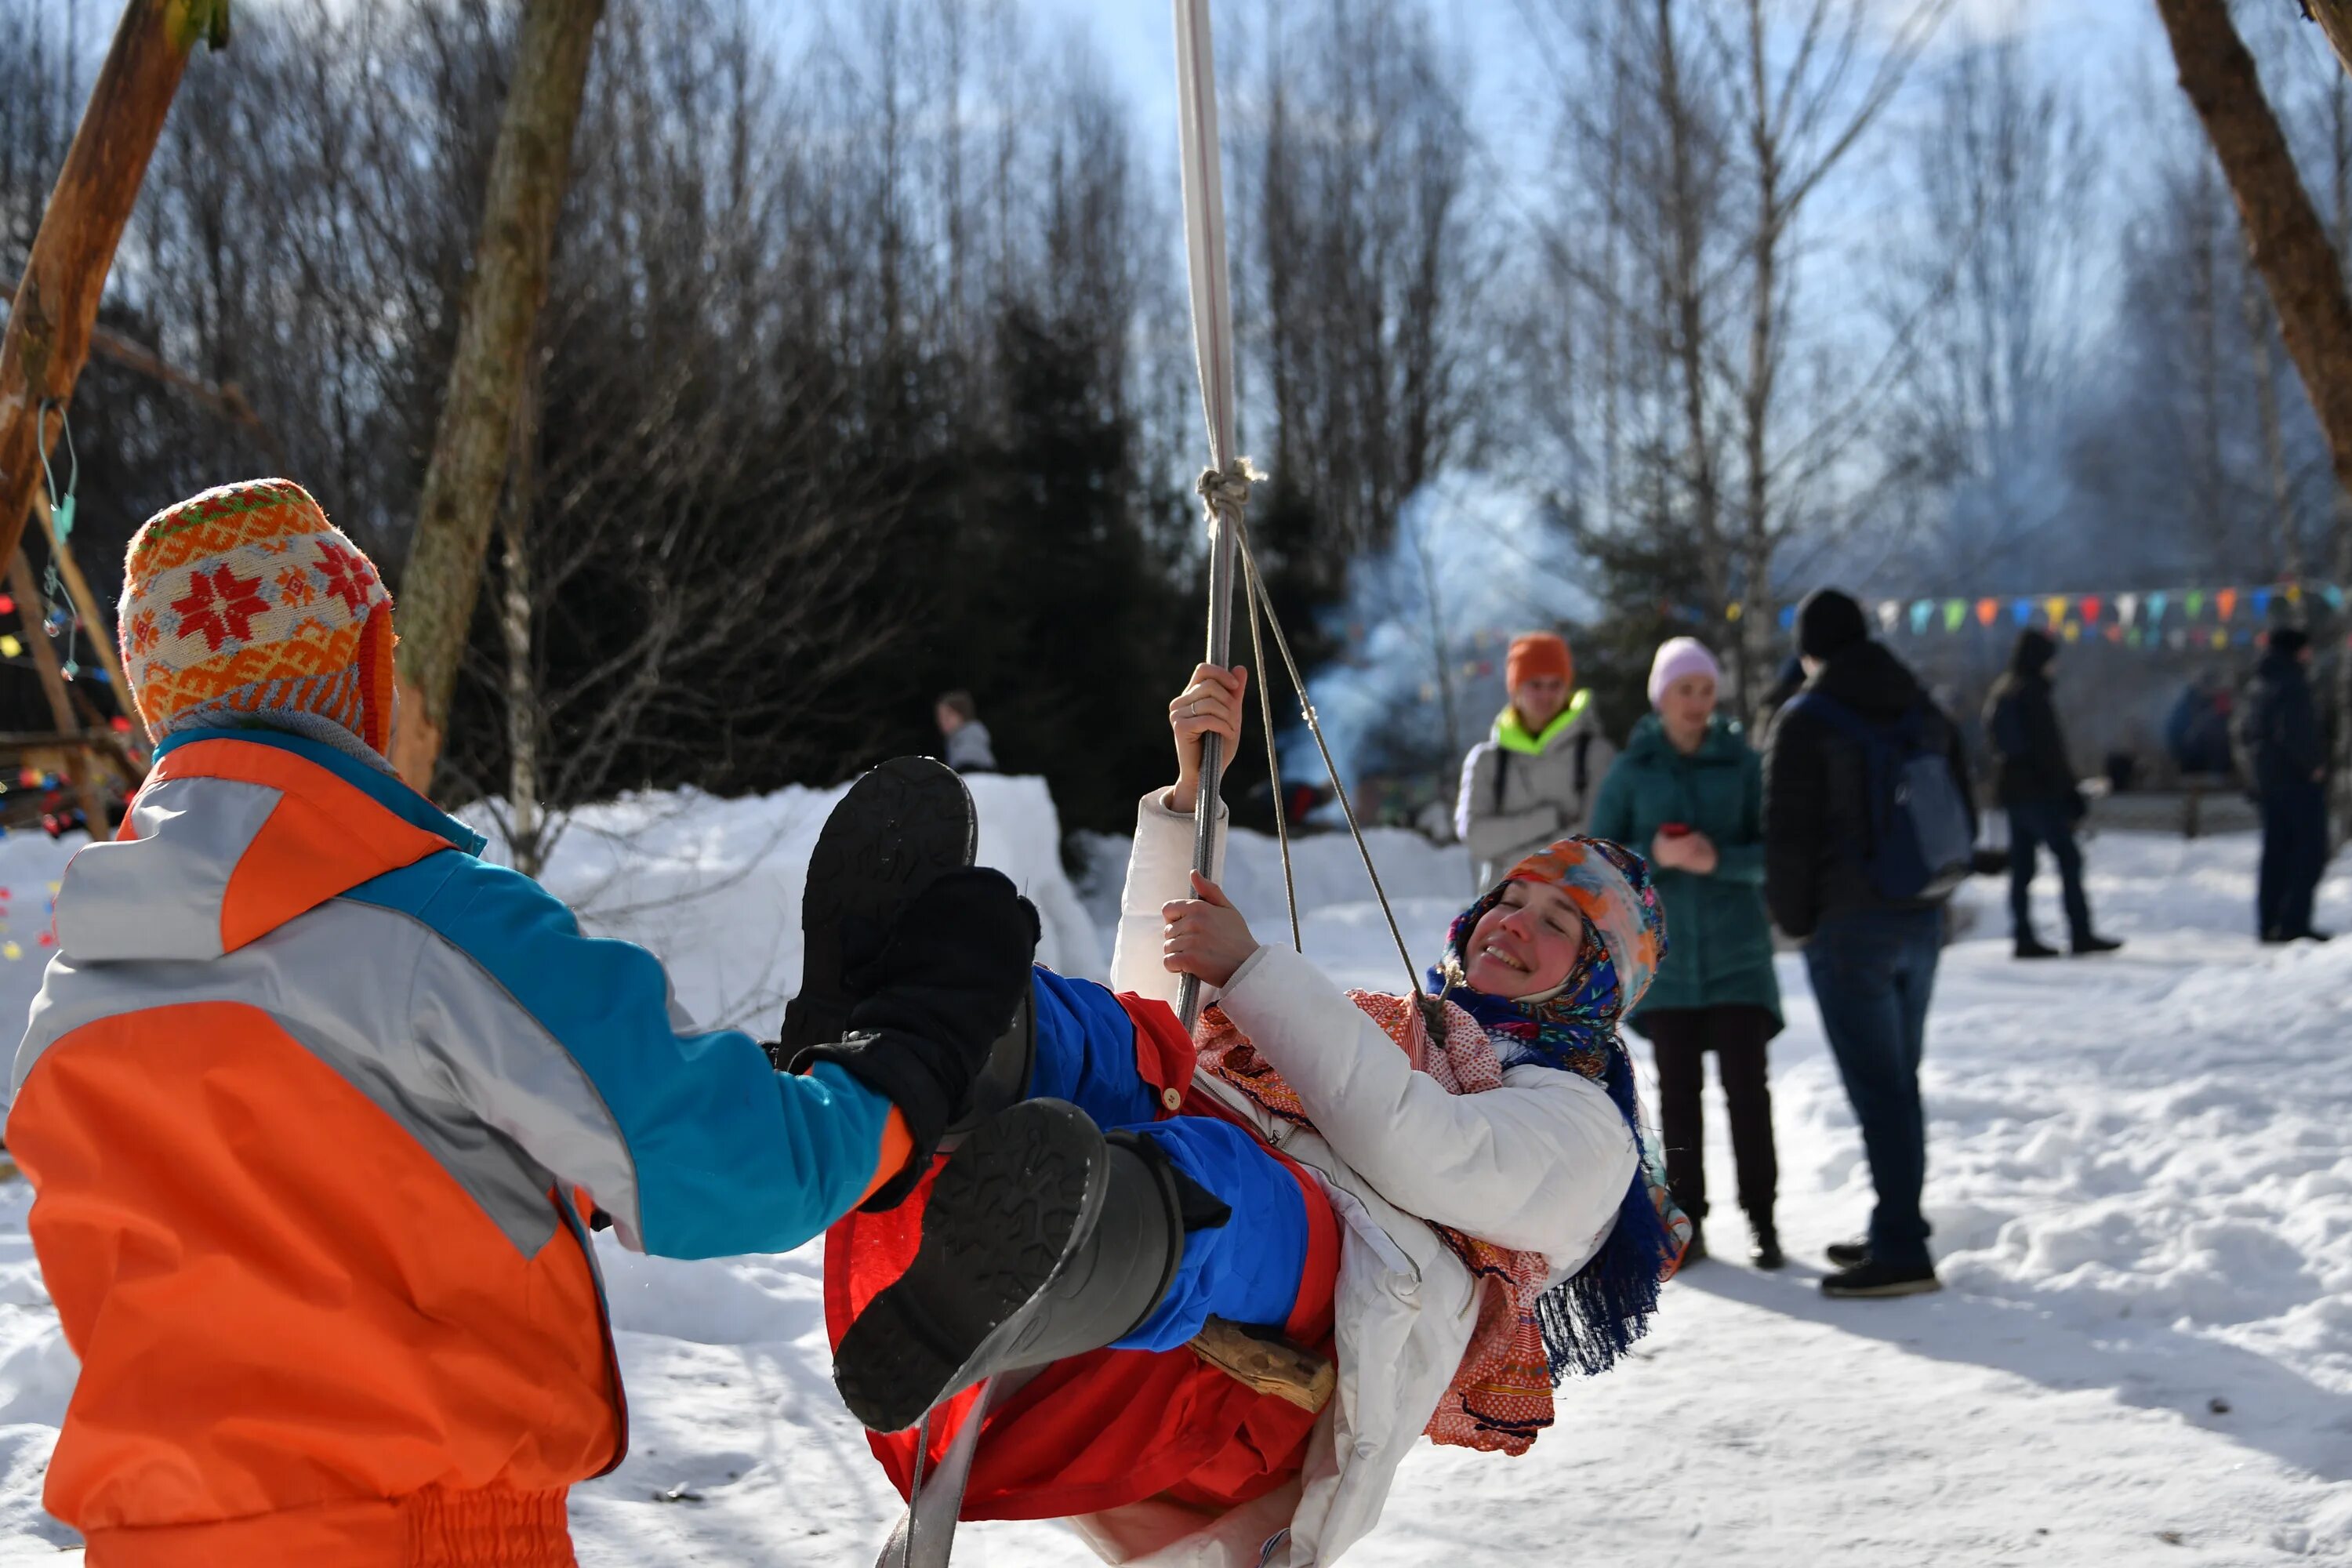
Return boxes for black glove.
[798,868,1041,1208]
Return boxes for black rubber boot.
[940,983,1036,1148]
[833,1100,1185,1434]
[779,758,975,1063]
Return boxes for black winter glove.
[797,868,1041,1209]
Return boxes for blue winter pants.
[1027,970,1312,1350]
[1802,909,1942,1270]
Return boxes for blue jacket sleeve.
[384,854,895,1260]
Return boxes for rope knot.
[1195,459,1263,526]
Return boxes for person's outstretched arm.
[383,856,913,1260]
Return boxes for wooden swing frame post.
[0,2,228,572]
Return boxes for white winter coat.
[1069,793,1639,1568]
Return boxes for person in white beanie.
[1588,637,1784,1269]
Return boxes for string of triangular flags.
[1659,582,2347,651]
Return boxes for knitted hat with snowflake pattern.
[116,479,396,762]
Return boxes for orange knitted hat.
[1505,632,1573,693]
[117,479,397,757]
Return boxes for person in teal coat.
[1589,637,1785,1269]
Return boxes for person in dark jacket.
[2238,627,2332,943]
[1763,589,1976,1300]
[1983,630,2121,960]
[1590,637,1784,1270]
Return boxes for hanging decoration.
[1824,576,2347,652]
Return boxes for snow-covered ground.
[0,785,2347,1564]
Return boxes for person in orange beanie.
[1456,631,1617,884]
[8,477,1030,1566]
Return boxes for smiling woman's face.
[1462,880,1587,998]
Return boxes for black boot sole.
[834,1099,1106,1434]
[781,757,975,1059]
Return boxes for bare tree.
[392,0,604,789]
[1882,35,2100,587]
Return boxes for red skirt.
[821,993,1341,1522]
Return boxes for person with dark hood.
[2237,627,2332,943]
[1983,629,2122,960]
[1763,589,1976,1299]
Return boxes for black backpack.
[1784,691,1973,902]
[1491,732,1593,814]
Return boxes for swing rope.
[1199,462,1425,1009]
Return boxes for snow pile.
[0,797,2347,1564]
[465,771,1107,1034]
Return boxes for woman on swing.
[814,665,1684,1567]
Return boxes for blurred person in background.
[1457,632,1617,886]
[2237,628,2332,944]
[1590,637,1784,1270]
[1983,629,2121,960]
[1764,589,1976,1299]
[936,689,997,774]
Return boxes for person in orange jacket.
[6,479,1031,1567]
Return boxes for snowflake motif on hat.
[127,608,162,655]
[169,564,270,652]
[312,539,376,616]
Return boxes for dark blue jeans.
[2257,779,2328,940]
[1802,908,1942,1269]
[2006,799,2093,946]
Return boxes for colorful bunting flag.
[2012,598,2033,626]
[2117,593,2140,627]
[1910,600,1934,634]
[2147,591,2168,624]
[1878,600,1901,634]
[2079,595,2103,624]
[2187,590,2206,619]
[1976,598,1998,627]
[1779,604,1797,631]
[2252,588,2272,620]
[2217,588,2238,621]
[2063,622,2082,644]
[2045,595,2069,626]
[1943,600,1966,632]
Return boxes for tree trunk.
[2307,1,2352,88]
[2154,0,2352,504]
[0,1,225,575]
[390,0,604,791]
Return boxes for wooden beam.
[0,2,227,579]
[0,273,280,462]
[7,551,107,836]
[31,489,135,735]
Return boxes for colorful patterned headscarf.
[1425,836,1689,1380]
